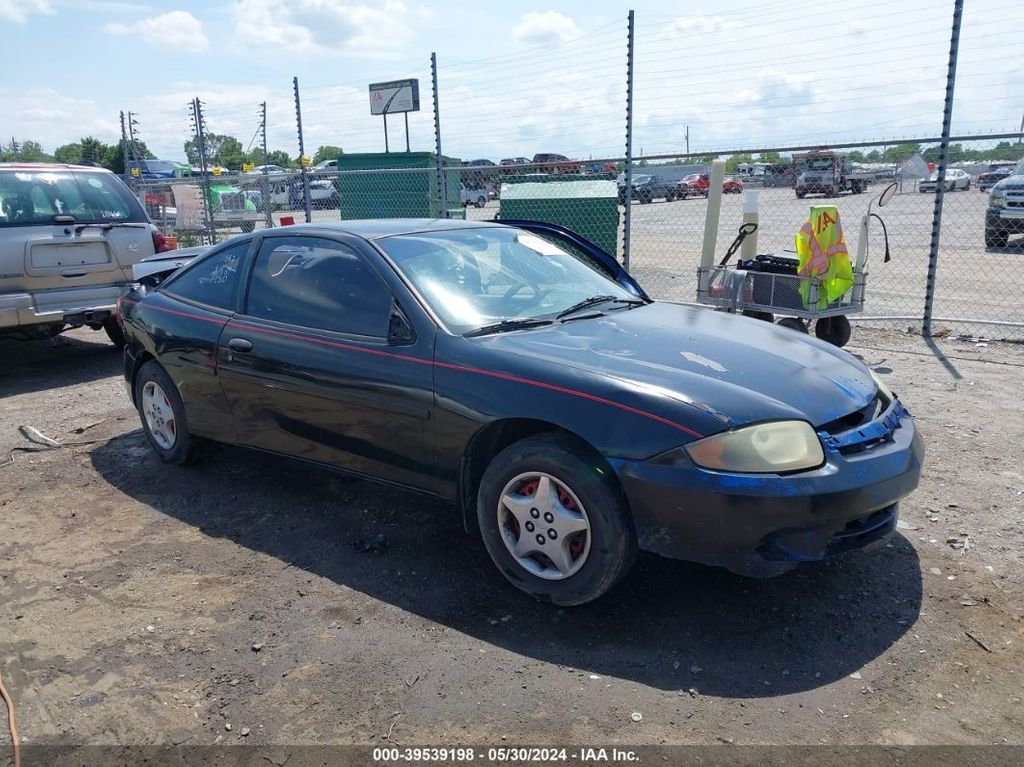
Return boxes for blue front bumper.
[614,399,924,576]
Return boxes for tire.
[102,316,126,349]
[814,315,852,347]
[742,310,774,323]
[134,361,198,465]
[776,317,807,333]
[664,192,675,202]
[475,197,486,208]
[476,433,637,606]
[239,221,255,233]
[985,229,1009,248]
[796,191,806,199]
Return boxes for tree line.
[1,136,345,174]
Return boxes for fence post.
[431,52,448,219]
[922,0,964,337]
[191,97,216,245]
[293,76,312,223]
[259,101,274,230]
[622,10,635,269]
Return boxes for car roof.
[263,218,507,240]
[0,162,112,172]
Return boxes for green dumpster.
[499,178,619,256]
[335,152,463,220]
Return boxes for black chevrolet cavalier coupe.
[118,219,923,605]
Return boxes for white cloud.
[232,0,412,57]
[737,69,815,109]
[105,10,208,52]
[512,11,580,46]
[668,15,735,35]
[0,0,53,23]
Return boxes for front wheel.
[475,197,486,208]
[776,317,807,333]
[985,229,1009,248]
[135,361,199,464]
[477,434,637,606]
[814,315,852,347]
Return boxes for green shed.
[334,152,463,220]
[499,178,619,257]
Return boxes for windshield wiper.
[556,295,645,320]
[464,318,553,338]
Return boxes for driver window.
[246,236,390,337]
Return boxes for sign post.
[369,78,420,153]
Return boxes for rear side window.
[0,170,145,227]
[246,236,390,337]
[163,241,249,311]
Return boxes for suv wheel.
[476,434,637,606]
[985,228,1009,248]
[102,317,126,349]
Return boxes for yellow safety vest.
[795,205,854,309]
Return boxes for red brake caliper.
[558,487,585,558]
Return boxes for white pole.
[699,159,726,269]
[741,189,759,259]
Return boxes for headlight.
[685,420,824,473]
[869,369,895,402]
[990,187,1006,206]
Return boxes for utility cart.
[696,183,897,348]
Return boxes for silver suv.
[0,163,167,346]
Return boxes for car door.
[216,232,439,492]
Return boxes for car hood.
[992,176,1024,192]
[475,302,877,429]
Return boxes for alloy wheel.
[497,472,592,580]
[142,380,177,450]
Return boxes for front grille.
[818,396,905,456]
[818,393,883,435]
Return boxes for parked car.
[617,174,680,203]
[500,157,531,166]
[247,164,289,175]
[977,166,1013,192]
[119,219,923,605]
[126,159,191,180]
[532,153,581,174]
[984,161,1024,248]
[919,168,971,192]
[682,174,745,196]
[132,246,209,285]
[460,183,487,208]
[0,163,170,344]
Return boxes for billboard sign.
[369,79,420,115]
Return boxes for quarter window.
[163,241,248,311]
[246,236,390,337]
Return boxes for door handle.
[228,337,253,352]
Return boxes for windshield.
[145,160,184,173]
[377,227,638,334]
[0,169,146,227]
[807,159,833,171]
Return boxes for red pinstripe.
[141,301,704,438]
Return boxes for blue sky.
[2,0,1021,162]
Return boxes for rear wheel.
[102,316,125,349]
[135,362,198,464]
[477,434,637,606]
[742,310,774,323]
[814,315,852,347]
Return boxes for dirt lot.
[1,325,1022,750]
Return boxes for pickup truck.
[985,160,1024,248]
[617,174,679,204]
[794,151,871,198]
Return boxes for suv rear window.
[0,169,146,228]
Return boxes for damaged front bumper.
[613,398,924,577]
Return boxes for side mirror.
[877,182,898,208]
[388,305,416,346]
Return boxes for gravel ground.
[1,325,1022,749]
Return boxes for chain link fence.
[131,140,1023,340]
